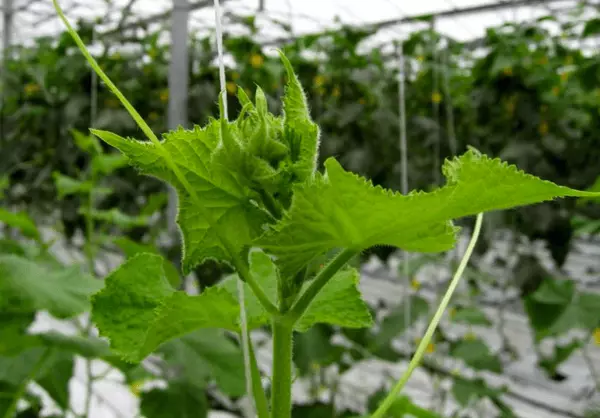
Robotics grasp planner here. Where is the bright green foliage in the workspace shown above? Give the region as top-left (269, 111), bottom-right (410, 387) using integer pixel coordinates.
top-left (259, 150), bottom-right (600, 280)
top-left (53, 172), bottom-right (94, 199)
top-left (0, 208), bottom-right (40, 241)
top-left (92, 251), bottom-right (371, 362)
top-left (218, 251), bottom-right (372, 331)
top-left (91, 153), bottom-right (128, 176)
top-left (92, 253), bottom-right (240, 362)
top-left (159, 329), bottom-right (245, 396)
top-left (90, 57), bottom-right (319, 273)
top-left (92, 127), bottom-right (268, 273)
top-left (278, 51), bottom-right (320, 183)
top-left (0, 254), bottom-right (102, 318)
top-left (525, 277), bottom-right (600, 340)
top-left (113, 236), bottom-right (180, 288)
top-left (450, 338), bottom-right (503, 373)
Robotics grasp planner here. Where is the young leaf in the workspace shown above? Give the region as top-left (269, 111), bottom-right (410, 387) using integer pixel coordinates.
top-left (0, 255), bottom-right (102, 318)
top-left (52, 172), bottom-right (94, 199)
top-left (91, 253), bottom-right (239, 362)
top-left (91, 128), bottom-right (268, 272)
top-left (278, 51), bottom-right (320, 182)
top-left (218, 251), bottom-right (372, 331)
top-left (259, 150), bottom-right (600, 280)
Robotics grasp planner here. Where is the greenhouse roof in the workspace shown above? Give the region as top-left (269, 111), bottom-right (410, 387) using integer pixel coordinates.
top-left (0, 0), bottom-right (583, 48)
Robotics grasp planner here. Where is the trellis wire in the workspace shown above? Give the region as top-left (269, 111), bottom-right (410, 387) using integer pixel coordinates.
top-left (212, 1), bottom-right (254, 417)
top-left (396, 40), bottom-right (412, 339)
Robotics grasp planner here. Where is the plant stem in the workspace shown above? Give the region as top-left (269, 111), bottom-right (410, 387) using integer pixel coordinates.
top-left (270, 319), bottom-right (294, 418)
top-left (3, 349), bottom-right (52, 418)
top-left (83, 175), bottom-right (96, 418)
top-left (249, 338), bottom-right (270, 418)
top-left (371, 213), bottom-right (483, 418)
top-left (233, 254), bottom-right (279, 316)
top-left (286, 248), bottom-right (357, 324)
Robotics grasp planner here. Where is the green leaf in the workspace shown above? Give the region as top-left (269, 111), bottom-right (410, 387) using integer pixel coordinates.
top-left (525, 277), bottom-right (600, 340)
top-left (72, 129), bottom-right (102, 154)
top-left (0, 255), bottom-right (102, 318)
top-left (450, 338), bottom-right (503, 373)
top-left (278, 51), bottom-right (320, 182)
top-left (91, 253), bottom-right (239, 362)
top-left (159, 329), bottom-right (245, 396)
top-left (52, 172), bottom-right (93, 199)
top-left (92, 127), bottom-right (268, 273)
top-left (295, 267), bottom-right (373, 332)
top-left (452, 377), bottom-right (504, 407)
top-left (372, 296), bottom-right (429, 351)
top-left (583, 18), bottom-right (600, 37)
top-left (293, 325), bottom-right (343, 376)
top-left (91, 153), bottom-right (128, 176)
top-left (218, 251), bottom-right (372, 331)
top-left (0, 209), bottom-right (40, 241)
top-left (538, 340), bottom-right (582, 377)
top-left (259, 150), bottom-right (598, 281)
top-left (36, 351), bottom-right (73, 410)
top-left (140, 382), bottom-right (208, 418)
top-left (451, 306), bottom-right (492, 327)
top-left (112, 236), bottom-right (180, 288)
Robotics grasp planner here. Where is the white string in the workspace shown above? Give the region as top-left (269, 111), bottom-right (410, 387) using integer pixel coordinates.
top-left (213, 0), bottom-right (228, 120)
top-left (212, 1), bottom-right (254, 417)
top-left (397, 41), bottom-right (411, 336)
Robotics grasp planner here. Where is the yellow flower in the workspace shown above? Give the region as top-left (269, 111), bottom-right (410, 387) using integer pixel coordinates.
top-left (130, 381), bottom-right (144, 397)
top-left (560, 72), bottom-right (569, 82)
top-left (552, 86), bottom-right (560, 96)
top-left (104, 98), bottom-right (119, 108)
top-left (332, 86), bottom-right (341, 97)
top-left (24, 83), bottom-right (40, 96)
top-left (502, 67), bottom-right (513, 76)
top-left (464, 332), bottom-right (476, 341)
top-left (417, 55), bottom-right (425, 62)
top-left (431, 91), bottom-right (442, 104)
top-left (449, 307), bottom-right (456, 318)
top-left (426, 343), bottom-right (435, 353)
top-left (226, 81), bottom-right (237, 95)
top-left (111, 52), bottom-right (121, 60)
top-left (358, 97), bottom-right (366, 105)
top-left (249, 53), bottom-right (264, 69)
top-left (594, 328), bottom-right (600, 346)
top-left (313, 75), bottom-right (326, 88)
top-left (148, 112), bottom-right (159, 121)
top-left (539, 121), bottom-right (549, 135)
top-left (411, 278), bottom-right (421, 291)
top-left (231, 71), bottom-right (239, 80)
top-left (159, 89), bottom-right (169, 103)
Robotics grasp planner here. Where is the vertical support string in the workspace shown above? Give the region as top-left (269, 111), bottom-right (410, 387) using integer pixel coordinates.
top-left (396, 40), bottom-right (411, 337)
top-left (212, 2), bottom-right (254, 417)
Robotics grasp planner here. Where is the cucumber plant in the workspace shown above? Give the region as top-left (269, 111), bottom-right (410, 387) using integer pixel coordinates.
top-left (53, 1), bottom-right (600, 417)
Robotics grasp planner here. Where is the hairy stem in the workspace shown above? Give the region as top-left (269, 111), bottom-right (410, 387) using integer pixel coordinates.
top-left (270, 319), bottom-right (294, 418)
top-left (249, 338), bottom-right (270, 418)
top-left (286, 248), bottom-right (357, 324)
top-left (371, 213), bottom-right (484, 418)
